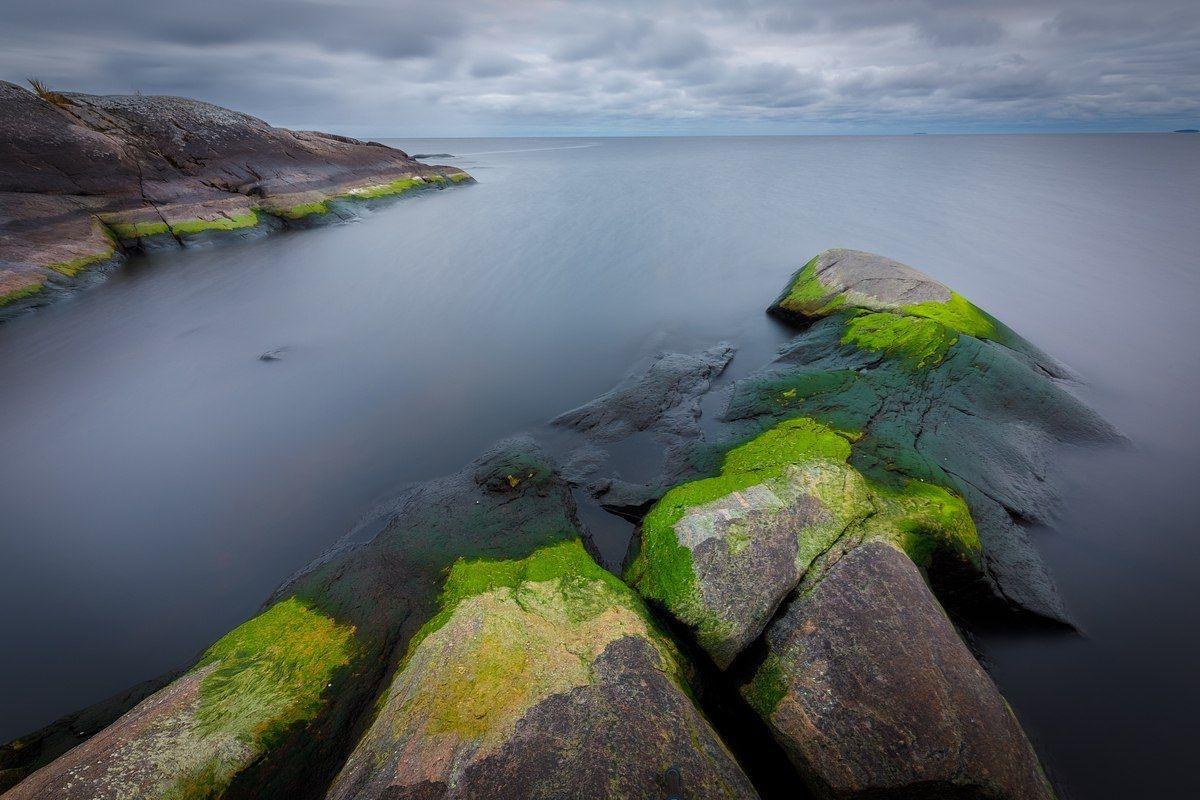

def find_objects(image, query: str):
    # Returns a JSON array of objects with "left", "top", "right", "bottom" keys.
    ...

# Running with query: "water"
[{"left": 1, "top": 134, "right": 1197, "bottom": 796}]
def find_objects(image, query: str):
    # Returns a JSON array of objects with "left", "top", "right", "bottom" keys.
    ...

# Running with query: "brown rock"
[{"left": 743, "top": 542, "right": 1055, "bottom": 799}]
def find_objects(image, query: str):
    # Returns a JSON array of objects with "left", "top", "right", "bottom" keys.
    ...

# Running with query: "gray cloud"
[{"left": 1, "top": 0, "right": 1197, "bottom": 135}]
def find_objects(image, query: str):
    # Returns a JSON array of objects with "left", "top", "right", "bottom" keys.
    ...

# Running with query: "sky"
[{"left": 2, "top": 0, "right": 1198, "bottom": 136}]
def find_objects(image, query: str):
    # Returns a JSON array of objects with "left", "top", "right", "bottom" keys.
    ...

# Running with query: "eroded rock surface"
[
  {"left": 326, "top": 540, "right": 757, "bottom": 800},
  {"left": 743, "top": 542, "right": 1054, "bottom": 800},
  {"left": 0, "top": 81, "right": 471, "bottom": 316}
]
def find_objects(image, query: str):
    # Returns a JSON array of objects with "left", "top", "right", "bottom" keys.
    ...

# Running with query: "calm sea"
[{"left": 1, "top": 134, "right": 1196, "bottom": 797}]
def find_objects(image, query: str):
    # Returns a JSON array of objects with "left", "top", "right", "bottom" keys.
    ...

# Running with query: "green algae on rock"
[
  {"left": 1, "top": 439, "right": 581, "bottom": 800},
  {"left": 768, "top": 248, "right": 1057, "bottom": 373},
  {"left": 739, "top": 250, "right": 1119, "bottom": 624},
  {"left": 742, "top": 542, "right": 1055, "bottom": 800},
  {"left": 2, "top": 598, "right": 356, "bottom": 800},
  {"left": 625, "top": 416, "right": 979, "bottom": 668},
  {"left": 327, "top": 539, "right": 759, "bottom": 800}
]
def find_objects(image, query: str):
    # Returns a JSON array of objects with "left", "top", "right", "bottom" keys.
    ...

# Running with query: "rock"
[
  {"left": 258, "top": 347, "right": 289, "bottom": 362},
  {"left": 625, "top": 417, "right": 980, "bottom": 669},
  {"left": 767, "top": 248, "right": 1067, "bottom": 377},
  {"left": 0, "top": 81, "right": 472, "bottom": 316},
  {"left": 3, "top": 439, "right": 583, "bottom": 800},
  {"left": 553, "top": 343, "right": 735, "bottom": 442},
  {"left": 551, "top": 342, "right": 736, "bottom": 517},
  {"left": 0, "top": 670, "right": 182, "bottom": 794},
  {"left": 742, "top": 542, "right": 1054, "bottom": 800},
  {"left": 732, "top": 249, "right": 1119, "bottom": 624},
  {"left": 325, "top": 539, "right": 758, "bottom": 800}
]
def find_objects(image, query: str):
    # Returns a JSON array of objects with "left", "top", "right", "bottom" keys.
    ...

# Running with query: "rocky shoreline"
[
  {"left": 0, "top": 82, "right": 472, "bottom": 320},
  {"left": 0, "top": 246, "right": 1118, "bottom": 799}
]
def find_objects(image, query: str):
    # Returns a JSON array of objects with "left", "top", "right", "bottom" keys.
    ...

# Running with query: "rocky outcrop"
[
  {"left": 3, "top": 248, "right": 1113, "bottom": 800},
  {"left": 743, "top": 542, "right": 1053, "bottom": 799},
  {"left": 3, "top": 440, "right": 579, "bottom": 800},
  {"left": 744, "top": 249, "right": 1117, "bottom": 623},
  {"left": 621, "top": 250, "right": 1118, "bottom": 798},
  {"left": 2, "top": 441, "right": 752, "bottom": 800},
  {"left": 326, "top": 539, "right": 757, "bottom": 800},
  {"left": 0, "top": 81, "right": 471, "bottom": 316}
]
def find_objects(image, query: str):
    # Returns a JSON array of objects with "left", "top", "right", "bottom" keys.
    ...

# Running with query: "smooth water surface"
[{"left": 1, "top": 134, "right": 1197, "bottom": 797}]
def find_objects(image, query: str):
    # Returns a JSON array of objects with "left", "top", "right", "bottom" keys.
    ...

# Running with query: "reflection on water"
[{"left": 0, "top": 134, "right": 1197, "bottom": 796}]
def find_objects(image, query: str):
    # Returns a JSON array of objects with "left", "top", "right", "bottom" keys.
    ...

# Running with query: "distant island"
[{"left": 1173, "top": 128, "right": 1198, "bottom": 133}]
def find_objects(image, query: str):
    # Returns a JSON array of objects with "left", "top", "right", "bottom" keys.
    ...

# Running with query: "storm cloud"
[{"left": 1, "top": 0, "right": 1196, "bottom": 135}]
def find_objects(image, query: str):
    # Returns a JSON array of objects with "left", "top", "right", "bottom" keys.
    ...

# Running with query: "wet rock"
[
  {"left": 258, "top": 347, "right": 289, "bottom": 362},
  {"left": 0, "top": 81, "right": 472, "bottom": 315},
  {"left": 742, "top": 542, "right": 1054, "bottom": 800},
  {"left": 0, "top": 670, "right": 182, "bottom": 794},
  {"left": 326, "top": 539, "right": 758, "bottom": 800},
  {"left": 3, "top": 439, "right": 581, "bottom": 800},
  {"left": 730, "top": 249, "right": 1118, "bottom": 624},
  {"left": 553, "top": 342, "right": 735, "bottom": 442}
]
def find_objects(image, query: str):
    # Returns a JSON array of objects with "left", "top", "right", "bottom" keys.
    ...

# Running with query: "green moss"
[
  {"left": 841, "top": 311, "right": 960, "bottom": 368},
  {"left": 107, "top": 220, "right": 172, "bottom": 240},
  {"left": 0, "top": 281, "right": 46, "bottom": 306},
  {"left": 407, "top": 539, "right": 630, "bottom": 660},
  {"left": 902, "top": 291, "right": 997, "bottom": 340},
  {"left": 743, "top": 654, "right": 788, "bottom": 717},
  {"left": 776, "top": 255, "right": 845, "bottom": 316},
  {"left": 170, "top": 210, "right": 260, "bottom": 236},
  {"left": 270, "top": 201, "right": 331, "bottom": 220},
  {"left": 345, "top": 177, "right": 426, "bottom": 200},
  {"left": 628, "top": 417, "right": 981, "bottom": 640},
  {"left": 626, "top": 419, "right": 856, "bottom": 634},
  {"left": 49, "top": 246, "right": 117, "bottom": 277},
  {"left": 171, "top": 597, "right": 355, "bottom": 795}
]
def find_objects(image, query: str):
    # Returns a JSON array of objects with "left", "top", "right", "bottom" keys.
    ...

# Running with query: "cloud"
[{"left": 1, "top": 0, "right": 1197, "bottom": 134}]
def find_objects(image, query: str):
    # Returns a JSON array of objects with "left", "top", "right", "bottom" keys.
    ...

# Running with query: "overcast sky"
[{"left": 3, "top": 0, "right": 1198, "bottom": 136}]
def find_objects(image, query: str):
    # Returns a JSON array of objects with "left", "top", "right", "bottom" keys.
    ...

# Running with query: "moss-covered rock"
[
  {"left": 734, "top": 250, "right": 1119, "bottom": 624},
  {"left": 743, "top": 542, "right": 1055, "bottom": 800},
  {"left": 2, "top": 439, "right": 582, "bottom": 800},
  {"left": 327, "top": 539, "right": 758, "bottom": 800},
  {"left": 625, "top": 417, "right": 979, "bottom": 667},
  {"left": 3, "top": 598, "right": 356, "bottom": 800}
]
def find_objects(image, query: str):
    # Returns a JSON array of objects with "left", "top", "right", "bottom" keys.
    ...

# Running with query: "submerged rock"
[
  {"left": 743, "top": 542, "right": 1054, "bottom": 800},
  {"left": 326, "top": 539, "right": 757, "bottom": 800},
  {"left": 0, "top": 81, "right": 472, "bottom": 317}
]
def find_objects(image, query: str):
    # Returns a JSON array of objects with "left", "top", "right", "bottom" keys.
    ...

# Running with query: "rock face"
[
  {"left": 326, "top": 539, "right": 758, "bottom": 800},
  {"left": 743, "top": 542, "right": 1054, "bottom": 800},
  {"left": 4, "top": 248, "right": 1112, "bottom": 800},
  {"left": 0, "top": 81, "right": 471, "bottom": 315}
]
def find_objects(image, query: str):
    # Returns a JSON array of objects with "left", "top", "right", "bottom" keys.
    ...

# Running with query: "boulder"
[
  {"left": 326, "top": 539, "right": 758, "bottom": 800},
  {"left": 625, "top": 417, "right": 980, "bottom": 669},
  {"left": 739, "top": 249, "right": 1118, "bottom": 623},
  {"left": 742, "top": 542, "right": 1054, "bottom": 800}
]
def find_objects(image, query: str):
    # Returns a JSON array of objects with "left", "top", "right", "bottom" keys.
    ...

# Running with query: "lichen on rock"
[{"left": 326, "top": 539, "right": 758, "bottom": 800}]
